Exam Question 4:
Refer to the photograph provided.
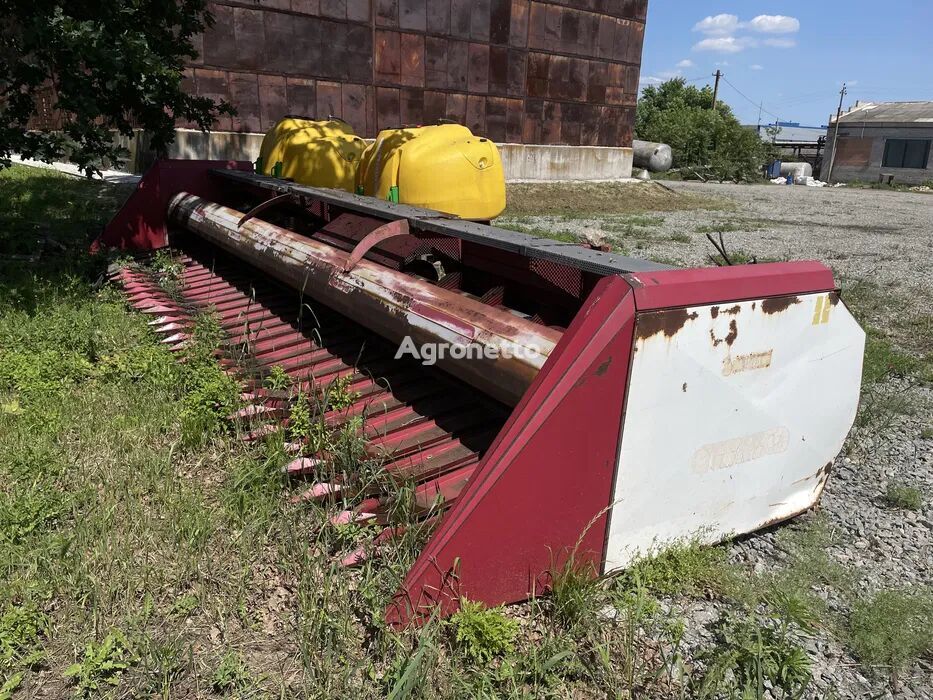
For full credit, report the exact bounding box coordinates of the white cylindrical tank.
[632,140,673,173]
[780,162,813,179]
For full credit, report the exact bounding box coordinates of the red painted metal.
[388,276,637,625]
[623,261,836,311]
[96,160,252,251]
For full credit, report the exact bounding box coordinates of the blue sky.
[640,2,933,127]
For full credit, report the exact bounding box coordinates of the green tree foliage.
[636,78,774,181]
[0,1,233,174]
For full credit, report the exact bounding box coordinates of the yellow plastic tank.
[257,117,365,192]
[356,124,506,220]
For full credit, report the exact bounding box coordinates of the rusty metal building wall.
[184,0,646,147]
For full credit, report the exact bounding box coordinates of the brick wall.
[186,0,646,147]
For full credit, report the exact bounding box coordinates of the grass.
[882,482,924,511]
[696,221,755,234]
[843,277,933,384]
[490,219,578,243]
[614,541,739,598]
[504,180,728,217]
[848,589,933,684]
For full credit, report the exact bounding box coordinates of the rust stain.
[761,296,801,315]
[595,357,612,376]
[710,305,720,319]
[722,350,773,376]
[710,329,722,348]
[829,291,840,306]
[751,301,757,310]
[723,304,741,315]
[682,382,687,392]
[623,274,644,289]
[725,319,738,347]
[636,308,698,341]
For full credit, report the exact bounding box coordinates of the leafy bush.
[697,614,811,699]
[64,630,137,697]
[0,604,47,672]
[636,79,775,181]
[210,651,255,693]
[0,485,63,545]
[449,599,519,664]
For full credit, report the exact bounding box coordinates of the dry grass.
[504,180,729,217]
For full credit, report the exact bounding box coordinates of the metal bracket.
[238,193,294,228]
[343,219,411,272]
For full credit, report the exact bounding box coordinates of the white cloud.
[747,15,800,34]
[693,36,753,53]
[676,59,694,69]
[693,14,740,35]
[750,64,764,71]
[763,37,796,48]
[639,75,663,86]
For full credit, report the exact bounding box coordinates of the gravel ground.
[503,181,933,698]
[504,180,933,305]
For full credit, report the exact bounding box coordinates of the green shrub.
[0,604,47,672]
[616,541,735,598]
[64,630,137,697]
[178,313,239,446]
[849,589,933,678]
[210,651,255,693]
[449,599,519,664]
[697,614,811,699]
[882,482,923,511]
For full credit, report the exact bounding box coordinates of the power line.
[720,76,782,121]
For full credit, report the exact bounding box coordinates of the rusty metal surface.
[168,191,561,405]
[180,0,647,145]
[213,168,675,275]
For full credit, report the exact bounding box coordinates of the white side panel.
[604,293,865,571]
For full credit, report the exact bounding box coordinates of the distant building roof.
[746,122,826,145]
[833,101,933,126]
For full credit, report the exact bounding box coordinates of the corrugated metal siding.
[182,0,646,146]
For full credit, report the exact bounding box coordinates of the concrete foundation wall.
[824,124,933,185]
[120,129,634,181]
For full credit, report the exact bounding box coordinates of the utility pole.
[711,70,722,110]
[826,82,848,183]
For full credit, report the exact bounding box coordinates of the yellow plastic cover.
[258,118,364,192]
[356,124,506,220]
